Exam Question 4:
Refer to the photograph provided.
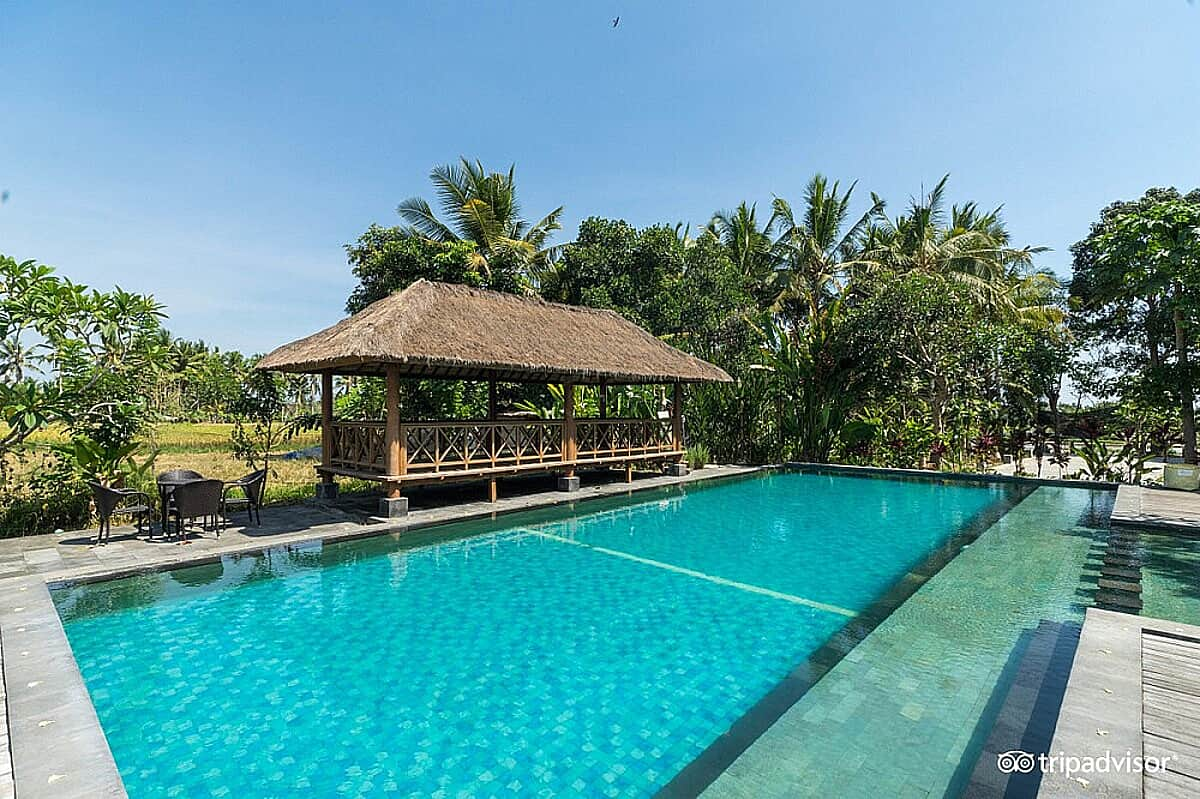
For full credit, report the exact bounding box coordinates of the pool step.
[1094,530,1145,614]
[1100,565,1141,581]
[1096,589,1144,611]
[1102,553,1144,568]
[1098,577,1142,594]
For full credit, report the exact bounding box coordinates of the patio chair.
[88,482,153,545]
[169,479,224,541]
[156,469,206,538]
[222,469,266,527]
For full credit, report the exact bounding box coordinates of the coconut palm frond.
[395,159,563,286]
[396,197,458,243]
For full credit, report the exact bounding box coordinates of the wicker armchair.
[156,469,206,539]
[88,482,153,545]
[222,469,266,527]
[169,479,224,541]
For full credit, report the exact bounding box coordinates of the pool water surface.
[54,471,1017,797]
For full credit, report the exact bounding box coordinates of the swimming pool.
[53,471,1053,797]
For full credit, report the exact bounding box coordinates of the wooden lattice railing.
[326,417,676,476]
[405,420,564,473]
[574,418,674,459]
[328,421,387,472]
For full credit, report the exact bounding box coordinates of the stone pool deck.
[0,464,755,799]
[1112,483,1200,534]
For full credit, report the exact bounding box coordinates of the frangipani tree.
[1,254,166,485]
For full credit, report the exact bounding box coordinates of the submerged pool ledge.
[787,461,1122,491]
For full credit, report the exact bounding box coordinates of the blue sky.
[2,1,1198,353]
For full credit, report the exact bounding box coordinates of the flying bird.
[612,16,619,27]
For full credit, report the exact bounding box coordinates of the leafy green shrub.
[686,443,710,470]
[0,453,92,537]
[51,435,158,486]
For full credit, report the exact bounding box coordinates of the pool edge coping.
[0,577,125,798]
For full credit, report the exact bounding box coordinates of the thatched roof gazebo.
[258,280,732,517]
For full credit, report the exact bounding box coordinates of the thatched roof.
[257,280,732,384]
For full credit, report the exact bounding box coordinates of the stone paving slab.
[0,577,123,798]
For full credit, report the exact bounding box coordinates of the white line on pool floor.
[524,529,857,618]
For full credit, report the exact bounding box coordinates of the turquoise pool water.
[54,472,1010,798]
[1139,530,1200,625]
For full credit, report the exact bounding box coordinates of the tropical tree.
[1,254,166,454]
[397,158,563,290]
[849,271,989,442]
[345,225,486,312]
[863,175,1049,321]
[229,370,318,477]
[755,297,873,462]
[769,175,881,323]
[1070,187,1200,462]
[705,202,778,307]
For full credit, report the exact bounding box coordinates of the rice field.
[7,422,325,506]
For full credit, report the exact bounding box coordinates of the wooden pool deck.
[1034,485,1200,798]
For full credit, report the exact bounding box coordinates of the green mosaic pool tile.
[704,486,1113,799]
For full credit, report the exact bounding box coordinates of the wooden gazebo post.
[559,382,580,492]
[316,372,337,500]
[379,365,408,518]
[487,378,498,503]
[668,381,688,477]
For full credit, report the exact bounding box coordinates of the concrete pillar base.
[378,496,409,518]
[667,463,689,477]
[315,481,338,501]
[557,476,581,492]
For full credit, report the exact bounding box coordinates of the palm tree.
[770,175,883,322]
[397,158,564,289]
[706,202,778,306]
[863,175,1051,321]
